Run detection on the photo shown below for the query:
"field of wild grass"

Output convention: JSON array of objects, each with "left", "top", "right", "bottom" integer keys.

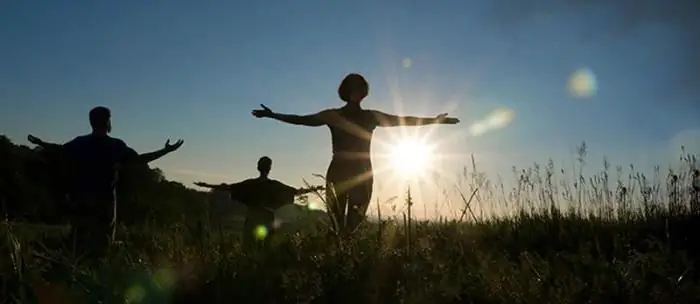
[{"left": 2, "top": 147, "right": 700, "bottom": 303}]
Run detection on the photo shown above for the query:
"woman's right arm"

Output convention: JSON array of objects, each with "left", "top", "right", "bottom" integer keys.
[
  {"left": 268, "top": 112, "right": 326, "bottom": 126},
  {"left": 252, "top": 104, "right": 328, "bottom": 127}
]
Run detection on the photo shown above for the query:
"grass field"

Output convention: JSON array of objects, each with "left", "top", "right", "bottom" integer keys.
[{"left": 2, "top": 150, "right": 700, "bottom": 303}]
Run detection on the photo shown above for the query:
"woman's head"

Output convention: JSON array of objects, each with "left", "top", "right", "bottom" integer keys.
[{"left": 338, "top": 73, "right": 369, "bottom": 104}]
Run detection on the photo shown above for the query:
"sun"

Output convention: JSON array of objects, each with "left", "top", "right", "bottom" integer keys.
[{"left": 388, "top": 138, "right": 435, "bottom": 177}]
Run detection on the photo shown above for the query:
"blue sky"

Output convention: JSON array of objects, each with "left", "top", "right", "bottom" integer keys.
[{"left": 1, "top": 1, "right": 698, "bottom": 218}]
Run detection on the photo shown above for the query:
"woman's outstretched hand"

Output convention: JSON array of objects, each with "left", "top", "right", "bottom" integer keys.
[
  {"left": 252, "top": 104, "right": 273, "bottom": 118},
  {"left": 435, "top": 113, "right": 460, "bottom": 124}
]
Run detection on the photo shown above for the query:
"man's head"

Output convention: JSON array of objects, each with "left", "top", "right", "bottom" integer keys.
[
  {"left": 338, "top": 73, "right": 369, "bottom": 104},
  {"left": 257, "top": 156, "right": 272, "bottom": 177},
  {"left": 89, "top": 106, "right": 112, "bottom": 134}
]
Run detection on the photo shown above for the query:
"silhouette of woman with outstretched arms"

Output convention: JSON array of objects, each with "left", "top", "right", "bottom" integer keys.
[{"left": 252, "top": 73, "right": 460, "bottom": 235}]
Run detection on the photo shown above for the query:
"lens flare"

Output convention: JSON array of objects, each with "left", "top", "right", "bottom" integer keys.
[
  {"left": 254, "top": 225, "right": 268, "bottom": 240},
  {"left": 125, "top": 285, "right": 146, "bottom": 303},
  {"left": 402, "top": 57, "right": 412, "bottom": 68},
  {"left": 468, "top": 107, "right": 515, "bottom": 136},
  {"left": 568, "top": 68, "right": 597, "bottom": 98},
  {"left": 152, "top": 268, "right": 176, "bottom": 291}
]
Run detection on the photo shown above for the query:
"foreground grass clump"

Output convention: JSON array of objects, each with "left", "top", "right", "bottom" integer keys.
[{"left": 2, "top": 210, "right": 700, "bottom": 303}]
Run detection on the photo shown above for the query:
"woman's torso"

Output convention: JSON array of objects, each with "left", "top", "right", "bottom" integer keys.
[
  {"left": 326, "top": 107, "right": 377, "bottom": 161},
  {"left": 325, "top": 107, "right": 377, "bottom": 180}
]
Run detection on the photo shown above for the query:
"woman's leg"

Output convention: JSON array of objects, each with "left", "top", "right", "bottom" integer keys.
[
  {"left": 325, "top": 163, "right": 348, "bottom": 233},
  {"left": 346, "top": 174, "right": 373, "bottom": 233},
  {"left": 326, "top": 160, "right": 373, "bottom": 235}
]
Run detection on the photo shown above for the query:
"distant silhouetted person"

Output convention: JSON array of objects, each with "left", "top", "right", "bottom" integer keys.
[
  {"left": 27, "top": 106, "right": 184, "bottom": 259},
  {"left": 195, "top": 156, "right": 322, "bottom": 246},
  {"left": 252, "top": 73, "right": 459, "bottom": 235}
]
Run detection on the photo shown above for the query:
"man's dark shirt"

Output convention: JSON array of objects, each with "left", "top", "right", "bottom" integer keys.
[
  {"left": 228, "top": 177, "right": 298, "bottom": 210},
  {"left": 62, "top": 134, "right": 138, "bottom": 203}
]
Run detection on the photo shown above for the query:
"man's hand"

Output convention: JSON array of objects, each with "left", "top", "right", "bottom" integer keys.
[
  {"left": 298, "top": 185, "right": 324, "bottom": 194},
  {"left": 252, "top": 104, "right": 273, "bottom": 118},
  {"left": 164, "top": 139, "right": 184, "bottom": 153},
  {"left": 27, "top": 134, "right": 44, "bottom": 146},
  {"left": 137, "top": 138, "right": 185, "bottom": 163},
  {"left": 435, "top": 113, "right": 460, "bottom": 124},
  {"left": 309, "top": 185, "right": 324, "bottom": 192}
]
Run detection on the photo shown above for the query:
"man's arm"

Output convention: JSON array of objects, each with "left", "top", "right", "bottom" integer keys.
[
  {"left": 120, "top": 139, "right": 184, "bottom": 164},
  {"left": 194, "top": 182, "right": 231, "bottom": 191},
  {"left": 295, "top": 185, "right": 324, "bottom": 195},
  {"left": 371, "top": 110, "right": 460, "bottom": 127},
  {"left": 27, "top": 135, "right": 63, "bottom": 149},
  {"left": 138, "top": 148, "right": 171, "bottom": 163},
  {"left": 252, "top": 104, "right": 327, "bottom": 127},
  {"left": 276, "top": 181, "right": 323, "bottom": 196}
]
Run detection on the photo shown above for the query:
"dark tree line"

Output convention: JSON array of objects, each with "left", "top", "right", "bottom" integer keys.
[{"left": 0, "top": 134, "right": 209, "bottom": 226}]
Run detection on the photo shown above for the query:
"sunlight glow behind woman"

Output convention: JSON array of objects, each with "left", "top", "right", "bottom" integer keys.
[{"left": 388, "top": 138, "right": 435, "bottom": 177}]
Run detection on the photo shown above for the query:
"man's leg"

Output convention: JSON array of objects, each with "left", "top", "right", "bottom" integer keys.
[
  {"left": 70, "top": 201, "right": 115, "bottom": 260},
  {"left": 242, "top": 217, "right": 255, "bottom": 247},
  {"left": 242, "top": 214, "right": 267, "bottom": 249},
  {"left": 261, "top": 212, "right": 276, "bottom": 246},
  {"left": 71, "top": 220, "right": 112, "bottom": 260},
  {"left": 242, "top": 211, "right": 275, "bottom": 249}
]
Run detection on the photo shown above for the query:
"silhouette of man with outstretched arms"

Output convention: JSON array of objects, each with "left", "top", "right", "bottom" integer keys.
[
  {"left": 194, "top": 156, "right": 322, "bottom": 246},
  {"left": 252, "top": 73, "right": 459, "bottom": 236},
  {"left": 27, "top": 106, "right": 184, "bottom": 258}
]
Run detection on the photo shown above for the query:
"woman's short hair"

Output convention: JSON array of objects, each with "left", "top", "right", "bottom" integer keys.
[{"left": 338, "top": 73, "right": 369, "bottom": 103}]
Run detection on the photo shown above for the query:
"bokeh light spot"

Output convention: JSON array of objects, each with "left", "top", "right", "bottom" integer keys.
[
  {"left": 568, "top": 68, "right": 597, "bottom": 98},
  {"left": 308, "top": 201, "right": 323, "bottom": 210},
  {"left": 402, "top": 57, "right": 412, "bottom": 68},
  {"left": 152, "top": 268, "right": 176, "bottom": 291},
  {"left": 125, "top": 284, "right": 146, "bottom": 303},
  {"left": 254, "top": 225, "right": 268, "bottom": 240}
]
